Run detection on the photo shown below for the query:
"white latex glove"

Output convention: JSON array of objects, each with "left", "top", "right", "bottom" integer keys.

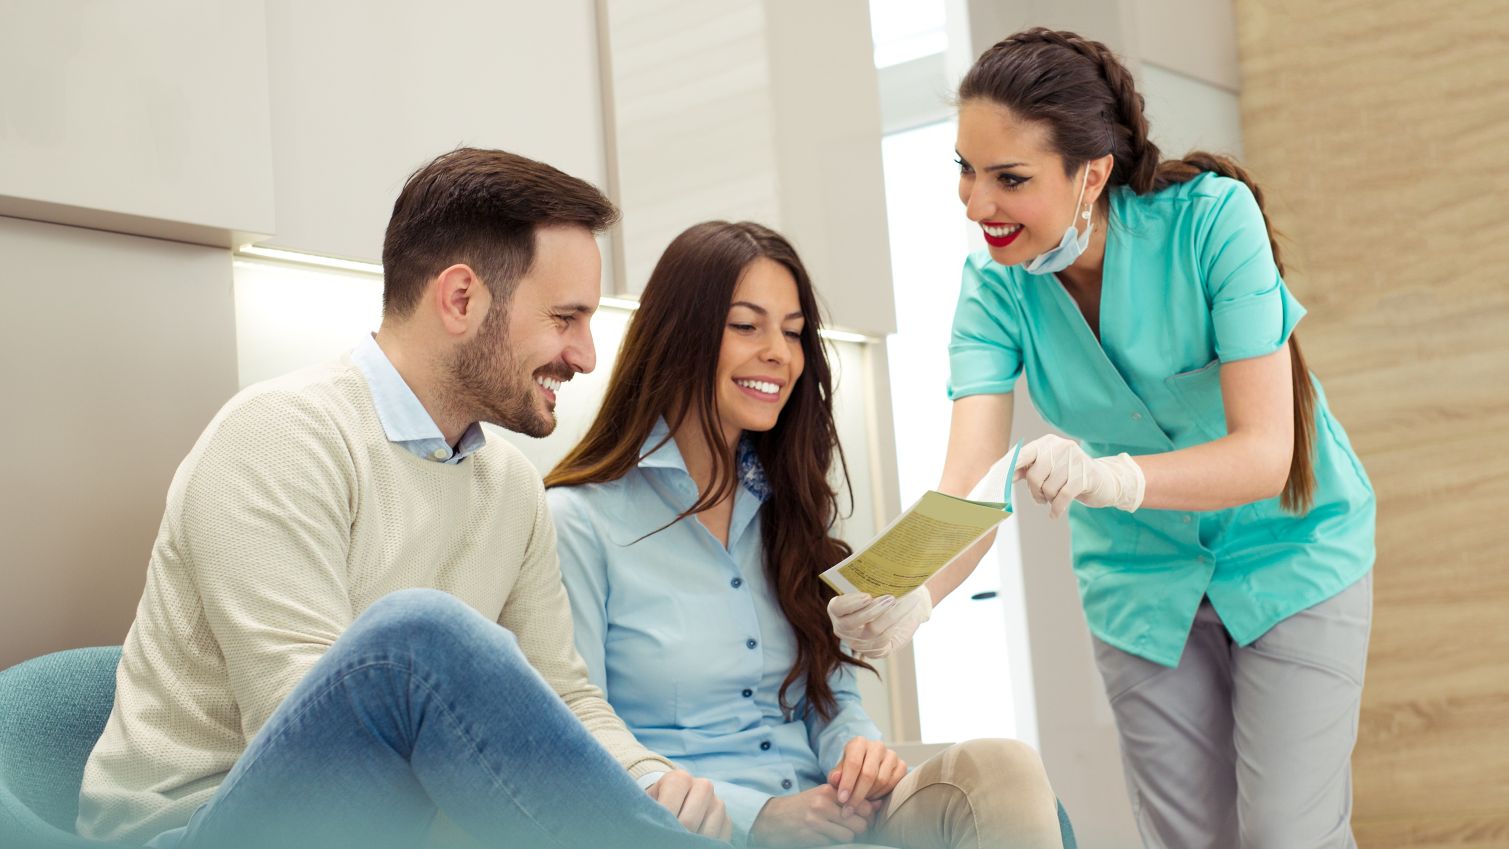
[
  {"left": 1014, "top": 433, "right": 1146, "bottom": 519},
  {"left": 828, "top": 589, "right": 932, "bottom": 660}
]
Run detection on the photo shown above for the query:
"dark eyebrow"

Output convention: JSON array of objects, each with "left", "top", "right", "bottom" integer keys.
[
  {"left": 955, "top": 151, "right": 1028, "bottom": 172},
  {"left": 730, "top": 300, "right": 804, "bottom": 321}
]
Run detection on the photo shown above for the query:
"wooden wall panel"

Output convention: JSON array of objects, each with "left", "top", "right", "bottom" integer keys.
[{"left": 1234, "top": 1, "right": 1509, "bottom": 845}]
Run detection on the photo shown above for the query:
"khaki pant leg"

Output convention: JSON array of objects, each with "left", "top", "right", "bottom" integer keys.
[{"left": 867, "top": 739, "right": 1062, "bottom": 849}]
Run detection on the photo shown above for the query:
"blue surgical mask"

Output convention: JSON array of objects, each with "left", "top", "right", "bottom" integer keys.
[{"left": 1021, "top": 166, "right": 1093, "bottom": 276}]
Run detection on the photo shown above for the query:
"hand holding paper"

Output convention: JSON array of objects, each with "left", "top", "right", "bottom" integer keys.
[
  {"left": 828, "top": 590, "right": 932, "bottom": 660},
  {"left": 1014, "top": 434, "right": 1145, "bottom": 518}
]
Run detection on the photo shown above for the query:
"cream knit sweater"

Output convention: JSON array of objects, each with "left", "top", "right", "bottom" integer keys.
[{"left": 77, "top": 355, "right": 673, "bottom": 843}]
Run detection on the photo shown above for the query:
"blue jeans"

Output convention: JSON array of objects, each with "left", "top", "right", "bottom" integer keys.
[{"left": 162, "top": 588, "right": 723, "bottom": 849}]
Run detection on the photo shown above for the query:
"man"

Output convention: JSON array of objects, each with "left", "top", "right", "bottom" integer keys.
[{"left": 77, "top": 148, "right": 731, "bottom": 849}]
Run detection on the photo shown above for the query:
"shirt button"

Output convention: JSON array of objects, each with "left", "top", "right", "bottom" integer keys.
[
  {"left": 781, "top": 779, "right": 793, "bottom": 790},
  {"left": 742, "top": 688, "right": 753, "bottom": 698},
  {"left": 431, "top": 448, "right": 450, "bottom": 460},
  {"left": 730, "top": 577, "right": 743, "bottom": 589},
  {"left": 746, "top": 639, "right": 758, "bottom": 650},
  {"left": 760, "top": 741, "right": 771, "bottom": 751},
  {"left": 1183, "top": 515, "right": 1193, "bottom": 524},
  {"left": 1130, "top": 412, "right": 1143, "bottom": 421}
]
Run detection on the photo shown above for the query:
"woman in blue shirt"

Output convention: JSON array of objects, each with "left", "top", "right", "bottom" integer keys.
[
  {"left": 546, "top": 221, "right": 1065, "bottom": 848},
  {"left": 829, "top": 29, "right": 1375, "bottom": 849}
]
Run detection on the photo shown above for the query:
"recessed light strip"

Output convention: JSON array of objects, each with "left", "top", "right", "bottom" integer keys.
[{"left": 233, "top": 246, "right": 878, "bottom": 343}]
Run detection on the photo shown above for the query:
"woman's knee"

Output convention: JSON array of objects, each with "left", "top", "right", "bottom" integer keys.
[{"left": 949, "top": 738, "right": 1050, "bottom": 787}]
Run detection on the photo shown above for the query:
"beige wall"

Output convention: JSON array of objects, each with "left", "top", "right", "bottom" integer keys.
[
  {"left": 0, "top": 216, "right": 239, "bottom": 669},
  {"left": 1235, "top": 1, "right": 1509, "bottom": 845},
  {"left": 0, "top": 0, "right": 619, "bottom": 670},
  {"left": 598, "top": 0, "right": 897, "bottom": 336}
]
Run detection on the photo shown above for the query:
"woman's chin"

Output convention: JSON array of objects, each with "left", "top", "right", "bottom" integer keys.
[{"left": 987, "top": 244, "right": 1026, "bottom": 267}]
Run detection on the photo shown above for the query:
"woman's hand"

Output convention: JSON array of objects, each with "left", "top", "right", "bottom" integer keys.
[
  {"left": 827, "top": 737, "right": 907, "bottom": 813},
  {"left": 647, "top": 769, "right": 733, "bottom": 842},
  {"left": 749, "top": 784, "right": 875, "bottom": 847},
  {"left": 1014, "top": 433, "right": 1145, "bottom": 518},
  {"left": 827, "top": 589, "right": 932, "bottom": 659}
]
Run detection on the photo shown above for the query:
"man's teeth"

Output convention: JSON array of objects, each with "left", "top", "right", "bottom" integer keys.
[
  {"left": 983, "top": 223, "right": 1022, "bottom": 237},
  {"left": 535, "top": 376, "right": 562, "bottom": 392},
  {"left": 736, "top": 379, "right": 779, "bottom": 395}
]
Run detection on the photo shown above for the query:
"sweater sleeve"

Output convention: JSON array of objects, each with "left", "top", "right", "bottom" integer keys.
[
  {"left": 176, "top": 391, "right": 358, "bottom": 740},
  {"left": 498, "top": 483, "right": 676, "bottom": 780}
]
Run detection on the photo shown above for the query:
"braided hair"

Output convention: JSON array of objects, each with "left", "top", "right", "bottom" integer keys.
[{"left": 959, "top": 28, "right": 1316, "bottom": 513}]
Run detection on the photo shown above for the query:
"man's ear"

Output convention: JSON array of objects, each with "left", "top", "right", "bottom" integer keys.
[{"left": 431, "top": 264, "right": 488, "bottom": 337}]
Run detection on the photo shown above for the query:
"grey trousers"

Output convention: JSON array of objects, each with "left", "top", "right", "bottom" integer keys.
[{"left": 1092, "top": 573, "right": 1372, "bottom": 849}]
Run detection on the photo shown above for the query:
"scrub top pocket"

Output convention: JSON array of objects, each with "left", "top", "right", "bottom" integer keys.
[{"left": 1164, "top": 359, "right": 1227, "bottom": 443}]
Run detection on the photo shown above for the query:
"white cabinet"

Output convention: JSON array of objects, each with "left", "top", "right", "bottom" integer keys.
[
  {"left": 260, "top": 0, "right": 610, "bottom": 266},
  {"left": 0, "top": 0, "right": 276, "bottom": 246}
]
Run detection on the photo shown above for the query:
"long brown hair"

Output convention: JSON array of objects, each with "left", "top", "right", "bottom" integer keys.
[
  {"left": 545, "top": 221, "right": 871, "bottom": 720},
  {"left": 960, "top": 28, "right": 1316, "bottom": 513}
]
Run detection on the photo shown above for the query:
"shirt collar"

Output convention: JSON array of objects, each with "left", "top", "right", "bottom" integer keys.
[
  {"left": 351, "top": 333, "right": 486, "bottom": 464},
  {"left": 638, "top": 417, "right": 770, "bottom": 503}
]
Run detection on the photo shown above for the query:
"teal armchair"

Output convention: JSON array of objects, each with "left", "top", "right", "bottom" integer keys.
[
  {"left": 0, "top": 646, "right": 126, "bottom": 849},
  {"left": 1, "top": 647, "right": 1074, "bottom": 849}
]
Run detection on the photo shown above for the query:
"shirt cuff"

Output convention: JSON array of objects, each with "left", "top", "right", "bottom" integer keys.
[
  {"left": 635, "top": 770, "right": 667, "bottom": 791},
  {"left": 712, "top": 779, "right": 776, "bottom": 847}
]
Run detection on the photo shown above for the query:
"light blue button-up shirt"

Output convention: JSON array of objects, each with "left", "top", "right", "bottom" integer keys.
[
  {"left": 350, "top": 334, "right": 486, "bottom": 464},
  {"left": 548, "top": 420, "right": 881, "bottom": 841}
]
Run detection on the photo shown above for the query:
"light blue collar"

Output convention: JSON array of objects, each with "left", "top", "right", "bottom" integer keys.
[
  {"left": 638, "top": 418, "right": 770, "bottom": 502},
  {"left": 351, "top": 334, "right": 486, "bottom": 464}
]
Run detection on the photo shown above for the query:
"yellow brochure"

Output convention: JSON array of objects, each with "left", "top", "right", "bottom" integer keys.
[{"left": 821, "top": 441, "right": 1021, "bottom": 597}]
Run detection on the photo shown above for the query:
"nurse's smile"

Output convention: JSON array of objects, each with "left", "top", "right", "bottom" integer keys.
[{"left": 981, "top": 221, "right": 1023, "bottom": 247}]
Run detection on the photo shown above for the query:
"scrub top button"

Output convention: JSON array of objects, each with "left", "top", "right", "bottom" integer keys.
[
  {"left": 1130, "top": 411, "right": 1143, "bottom": 421},
  {"left": 1183, "top": 514, "right": 1193, "bottom": 524}
]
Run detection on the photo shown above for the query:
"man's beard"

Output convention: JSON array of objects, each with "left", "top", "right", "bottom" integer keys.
[{"left": 447, "top": 302, "right": 558, "bottom": 438}]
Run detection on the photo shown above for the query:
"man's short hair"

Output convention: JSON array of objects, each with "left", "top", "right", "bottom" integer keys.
[{"left": 380, "top": 148, "right": 620, "bottom": 318}]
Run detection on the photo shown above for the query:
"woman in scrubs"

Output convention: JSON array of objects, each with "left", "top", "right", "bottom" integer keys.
[{"left": 829, "top": 28, "right": 1375, "bottom": 849}]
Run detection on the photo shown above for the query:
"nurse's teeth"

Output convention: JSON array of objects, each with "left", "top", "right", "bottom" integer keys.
[
  {"left": 983, "top": 223, "right": 1022, "bottom": 237},
  {"left": 736, "top": 379, "right": 779, "bottom": 394}
]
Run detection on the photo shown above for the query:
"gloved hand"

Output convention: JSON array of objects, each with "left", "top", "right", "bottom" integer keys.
[
  {"left": 828, "top": 589, "right": 932, "bottom": 660},
  {"left": 1014, "top": 433, "right": 1145, "bottom": 519}
]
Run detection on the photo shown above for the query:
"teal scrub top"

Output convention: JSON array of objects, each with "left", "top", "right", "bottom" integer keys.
[{"left": 947, "top": 172, "right": 1375, "bottom": 667}]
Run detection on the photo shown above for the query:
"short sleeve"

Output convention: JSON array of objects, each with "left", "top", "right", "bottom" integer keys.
[
  {"left": 946, "top": 254, "right": 1024, "bottom": 399},
  {"left": 1198, "top": 178, "right": 1307, "bottom": 362}
]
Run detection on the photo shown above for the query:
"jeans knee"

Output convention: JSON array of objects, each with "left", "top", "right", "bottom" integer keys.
[{"left": 351, "top": 588, "right": 516, "bottom": 660}]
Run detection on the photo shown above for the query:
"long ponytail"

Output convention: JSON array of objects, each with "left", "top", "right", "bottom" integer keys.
[
  {"left": 959, "top": 28, "right": 1316, "bottom": 513},
  {"left": 1154, "top": 154, "right": 1315, "bottom": 513}
]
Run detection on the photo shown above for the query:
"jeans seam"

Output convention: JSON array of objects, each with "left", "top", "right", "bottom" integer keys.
[{"left": 222, "top": 658, "right": 574, "bottom": 849}]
